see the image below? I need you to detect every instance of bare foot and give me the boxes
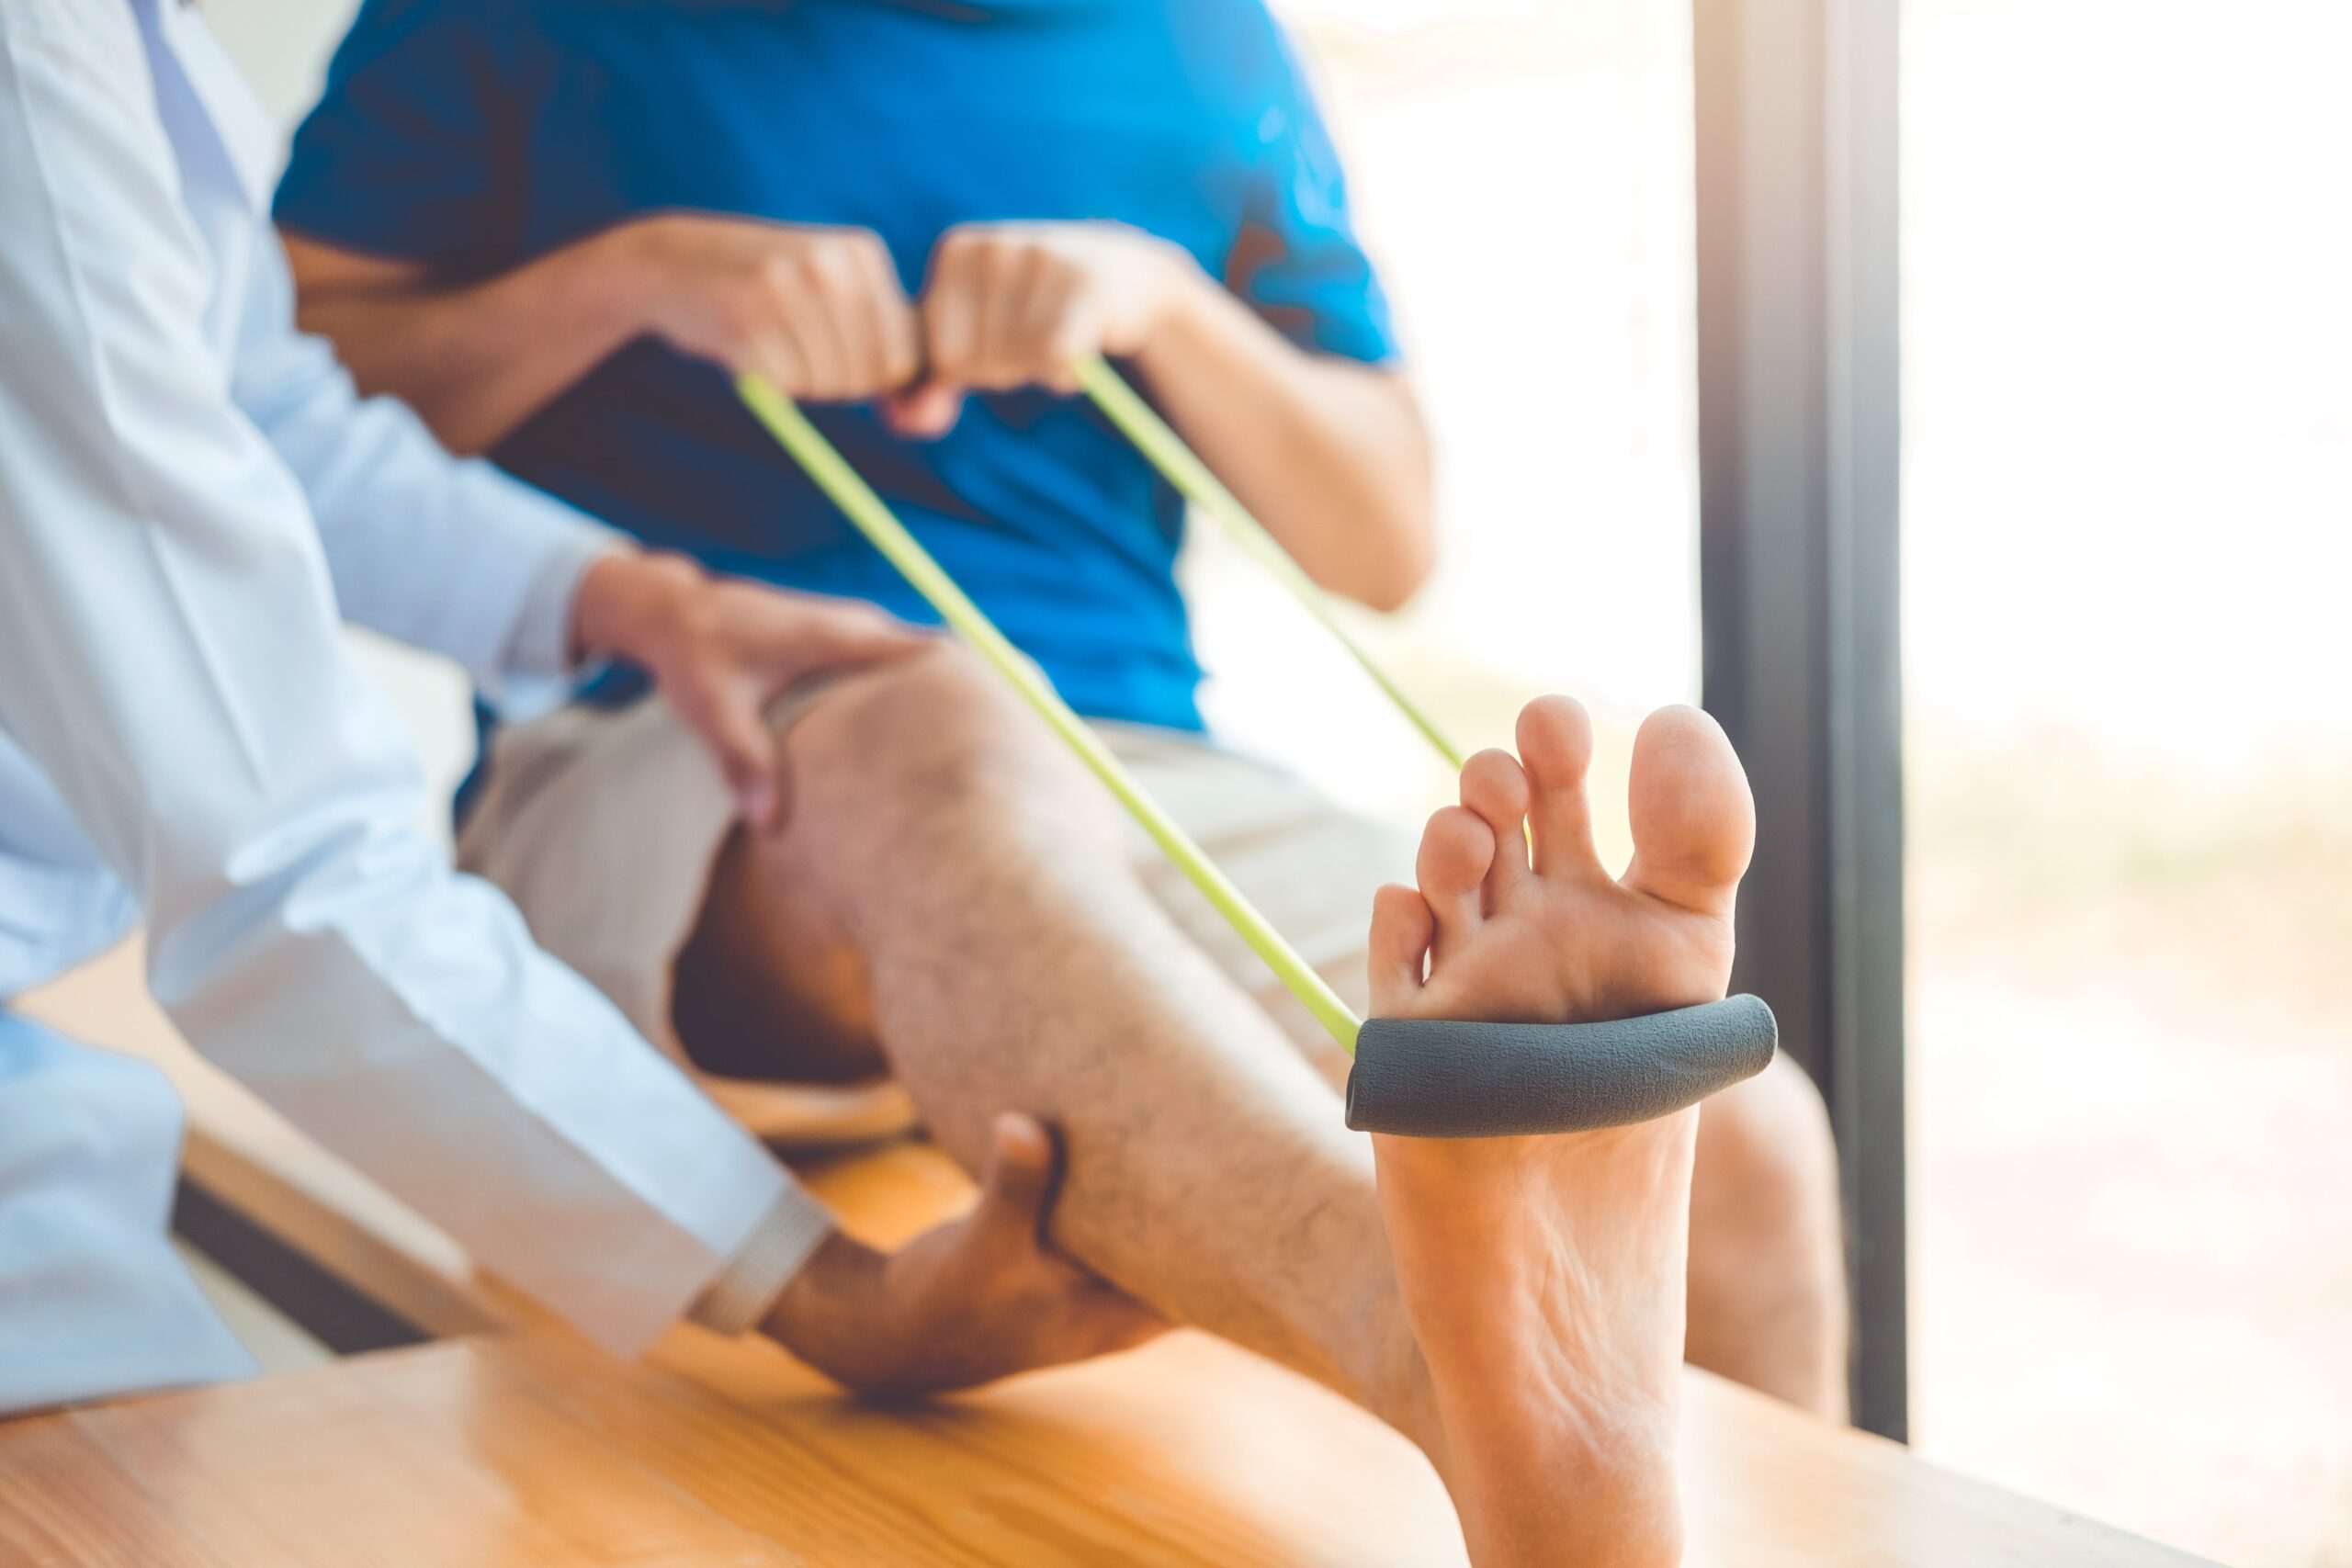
[1367,695,1755,1568]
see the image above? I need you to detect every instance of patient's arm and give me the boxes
[286,218,1435,613]
[903,221,1436,613]
[283,231,645,457]
[282,218,920,459]
[1140,268,1433,612]
[1143,270,1430,611]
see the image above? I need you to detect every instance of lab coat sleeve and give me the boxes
[0,0,827,1353]
[232,231,620,719]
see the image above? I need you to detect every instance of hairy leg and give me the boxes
[673,813,886,1085]
[687,650,1803,1561]
[679,651,1849,1420]
[688,652,1780,1560]
[732,647,1439,1440]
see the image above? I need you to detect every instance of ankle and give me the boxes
[1364,1314,1453,1474]
[1443,1404,1683,1568]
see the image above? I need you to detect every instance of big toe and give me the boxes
[1621,705,1755,918]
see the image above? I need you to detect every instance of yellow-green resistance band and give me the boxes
[737,373,1363,1055]
[1074,355,1466,773]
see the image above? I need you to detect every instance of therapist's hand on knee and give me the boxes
[759,1112,1166,1396]
[888,221,1198,438]
[617,213,922,403]
[571,551,929,829]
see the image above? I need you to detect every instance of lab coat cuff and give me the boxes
[492,513,633,723]
[687,1185,838,1337]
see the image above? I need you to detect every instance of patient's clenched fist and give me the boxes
[615,213,922,401]
[888,221,1196,436]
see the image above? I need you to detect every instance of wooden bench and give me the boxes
[9,947,2211,1566]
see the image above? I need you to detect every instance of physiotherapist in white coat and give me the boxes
[0,0,1156,1415]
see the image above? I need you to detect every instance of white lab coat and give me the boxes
[0,0,828,1413]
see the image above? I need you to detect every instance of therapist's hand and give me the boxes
[612,213,922,402]
[571,551,928,829]
[886,220,1200,437]
[761,1112,1165,1396]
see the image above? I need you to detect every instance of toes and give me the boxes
[1458,748,1532,900]
[1621,705,1756,919]
[1368,883,1434,1014]
[1416,804,1495,943]
[1516,694,1606,879]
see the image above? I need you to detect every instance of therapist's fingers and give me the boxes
[947,1113,1166,1349]
[668,668,785,831]
[971,1112,1059,1244]
[763,597,932,687]
[696,598,923,827]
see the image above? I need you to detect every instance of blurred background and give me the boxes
[205,1,2351,1562]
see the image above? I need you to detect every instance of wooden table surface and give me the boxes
[10,946,2215,1566]
[2,1321,2210,1568]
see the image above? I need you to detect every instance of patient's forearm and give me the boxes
[1134,278,1433,611]
[285,231,651,457]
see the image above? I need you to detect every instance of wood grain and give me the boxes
[8,945,2213,1566]
[1679,1372,2214,1567]
[1,1331,2212,1568]
[0,1416,240,1568]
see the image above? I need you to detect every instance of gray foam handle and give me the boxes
[1343,995,1778,1137]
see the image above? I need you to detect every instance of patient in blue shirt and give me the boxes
[276,0,1430,737]
[275,0,1435,1088]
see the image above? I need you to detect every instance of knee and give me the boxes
[796,642,1023,780]
[786,642,1102,827]
[1694,1055,1843,1246]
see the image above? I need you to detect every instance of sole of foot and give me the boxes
[1366,695,1755,1568]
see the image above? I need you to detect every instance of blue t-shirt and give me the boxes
[276,0,1399,732]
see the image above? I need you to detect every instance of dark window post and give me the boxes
[1693,0,1907,1438]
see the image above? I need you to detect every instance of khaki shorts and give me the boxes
[457,694,1416,1086]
